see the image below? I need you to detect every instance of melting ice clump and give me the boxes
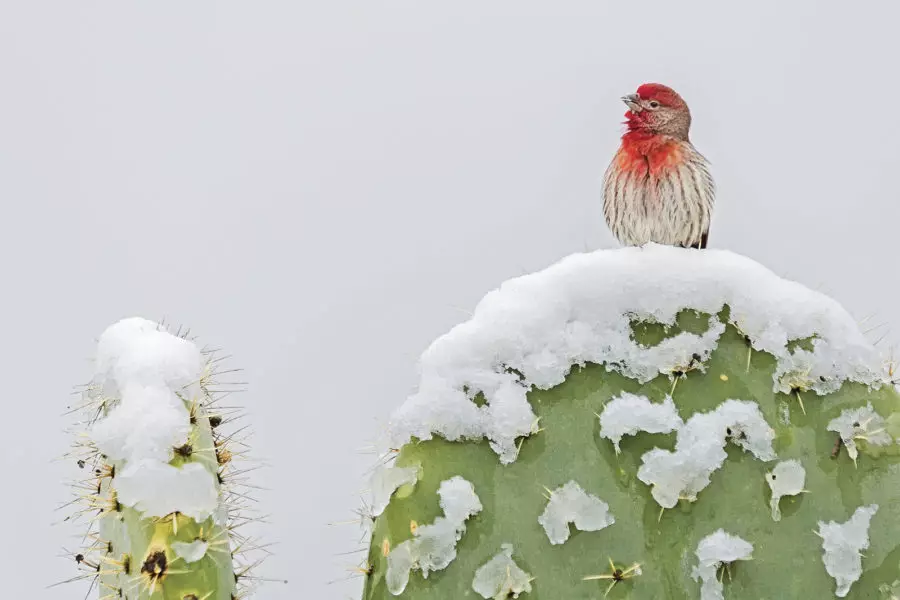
[818,504,879,597]
[827,404,892,465]
[388,246,880,463]
[691,529,753,600]
[765,460,806,521]
[538,480,615,545]
[370,465,419,517]
[471,543,532,599]
[385,476,482,595]
[171,540,210,563]
[598,393,682,453]
[638,399,775,508]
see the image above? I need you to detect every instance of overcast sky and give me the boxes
[2,2,899,598]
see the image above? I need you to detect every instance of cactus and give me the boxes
[63,318,262,600]
[360,246,900,599]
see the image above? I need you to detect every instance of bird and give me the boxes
[602,83,715,249]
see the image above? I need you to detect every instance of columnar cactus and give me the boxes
[64,318,261,600]
[361,246,900,599]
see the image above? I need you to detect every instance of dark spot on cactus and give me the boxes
[852,421,860,428]
[217,472,226,485]
[770,474,776,480]
[209,414,223,428]
[726,427,732,436]
[77,459,86,469]
[75,553,84,563]
[820,376,826,382]
[692,353,701,362]
[831,435,844,459]
[122,554,131,575]
[141,549,168,582]
[174,443,193,458]
[107,541,113,554]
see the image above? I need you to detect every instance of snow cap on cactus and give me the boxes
[388,245,883,463]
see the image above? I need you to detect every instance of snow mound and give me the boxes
[818,504,879,597]
[691,529,753,600]
[88,318,218,521]
[765,460,806,521]
[386,476,482,595]
[538,481,615,545]
[388,245,880,463]
[638,399,775,508]
[472,543,532,599]
[598,393,682,453]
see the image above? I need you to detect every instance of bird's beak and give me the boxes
[621,93,642,112]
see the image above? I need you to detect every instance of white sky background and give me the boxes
[1,1,899,598]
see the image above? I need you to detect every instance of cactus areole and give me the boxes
[363,245,900,599]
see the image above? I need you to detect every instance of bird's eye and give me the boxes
[648,100,660,109]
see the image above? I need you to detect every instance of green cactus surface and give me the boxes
[363,309,900,600]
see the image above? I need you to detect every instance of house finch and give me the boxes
[602,83,715,249]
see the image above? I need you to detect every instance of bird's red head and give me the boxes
[622,83,691,140]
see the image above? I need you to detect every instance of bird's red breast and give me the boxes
[615,131,686,178]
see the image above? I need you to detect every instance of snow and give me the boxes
[171,539,210,563]
[537,481,615,545]
[370,465,418,516]
[387,246,881,463]
[472,544,532,599]
[765,460,806,521]
[598,393,682,453]
[638,399,775,508]
[691,529,754,600]
[87,318,219,521]
[114,460,218,521]
[386,476,482,595]
[827,404,893,465]
[818,504,879,597]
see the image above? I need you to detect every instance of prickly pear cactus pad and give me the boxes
[63,318,263,600]
[362,245,900,599]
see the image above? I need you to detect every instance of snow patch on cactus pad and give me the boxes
[827,404,893,466]
[537,480,615,545]
[472,543,533,599]
[386,476,482,595]
[370,465,419,517]
[89,317,219,520]
[172,539,210,563]
[598,393,682,453]
[691,529,754,600]
[818,504,879,597]
[388,245,882,463]
[765,460,806,521]
[638,399,775,508]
